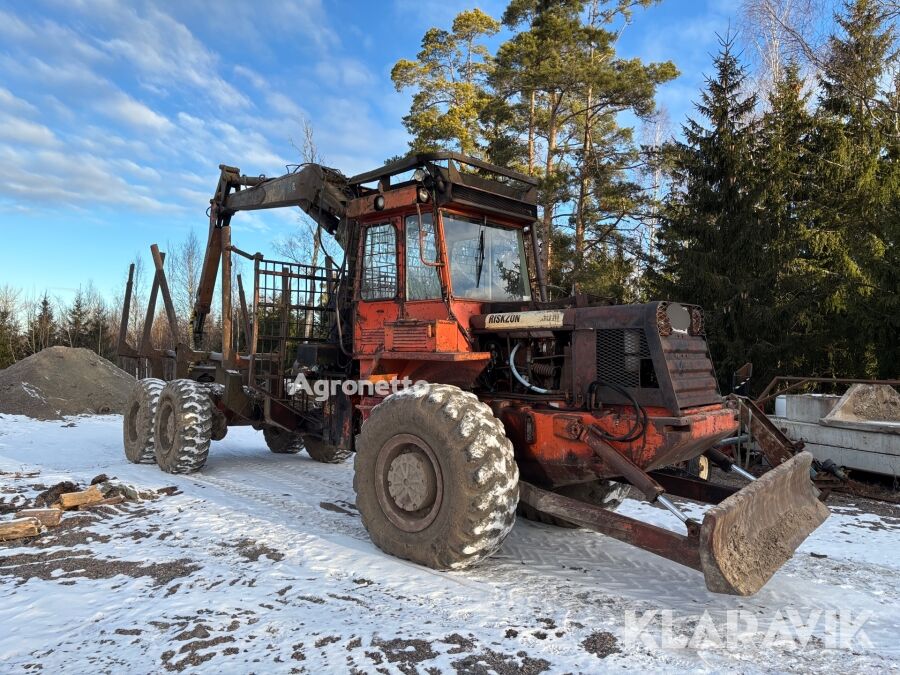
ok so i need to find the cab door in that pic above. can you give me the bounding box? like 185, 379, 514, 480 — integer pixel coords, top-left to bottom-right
354, 219, 401, 368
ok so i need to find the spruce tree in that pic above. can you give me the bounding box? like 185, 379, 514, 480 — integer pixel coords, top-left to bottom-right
64, 289, 88, 349
0, 305, 18, 368
812, 0, 898, 377
28, 294, 56, 354
650, 33, 763, 386
757, 62, 822, 381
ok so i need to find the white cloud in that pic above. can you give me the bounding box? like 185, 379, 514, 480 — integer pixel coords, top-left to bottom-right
0, 87, 37, 114
0, 9, 37, 41
314, 96, 410, 175
101, 94, 173, 133
0, 145, 176, 212
0, 113, 58, 147
314, 58, 376, 90
0, 54, 109, 91
265, 92, 306, 120
233, 65, 267, 91
98, 5, 249, 108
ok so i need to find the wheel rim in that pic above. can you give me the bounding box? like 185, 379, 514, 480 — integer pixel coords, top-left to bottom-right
158, 400, 175, 453
127, 402, 140, 443
374, 433, 443, 533
698, 456, 710, 480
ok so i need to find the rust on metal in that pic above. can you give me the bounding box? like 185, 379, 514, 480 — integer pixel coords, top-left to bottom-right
519, 481, 703, 571
728, 395, 797, 467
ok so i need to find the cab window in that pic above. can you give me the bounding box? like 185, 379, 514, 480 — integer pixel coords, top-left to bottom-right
360, 223, 397, 300
405, 212, 442, 300
442, 212, 530, 301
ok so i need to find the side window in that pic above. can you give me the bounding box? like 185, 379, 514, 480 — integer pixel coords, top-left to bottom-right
405, 213, 442, 300
361, 223, 397, 300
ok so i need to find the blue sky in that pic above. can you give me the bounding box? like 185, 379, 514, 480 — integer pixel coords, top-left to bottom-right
0, 0, 744, 302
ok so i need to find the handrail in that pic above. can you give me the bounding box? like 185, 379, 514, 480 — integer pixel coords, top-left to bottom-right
756, 376, 900, 408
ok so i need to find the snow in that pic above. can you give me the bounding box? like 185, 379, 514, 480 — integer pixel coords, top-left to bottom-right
1, 413, 899, 673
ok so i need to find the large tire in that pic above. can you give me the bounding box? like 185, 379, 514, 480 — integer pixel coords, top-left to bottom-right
518, 480, 631, 528
123, 378, 165, 464
154, 379, 212, 474
354, 383, 518, 570
263, 427, 303, 454
303, 435, 352, 464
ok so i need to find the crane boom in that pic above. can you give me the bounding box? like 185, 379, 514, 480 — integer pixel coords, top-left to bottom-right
191, 163, 351, 345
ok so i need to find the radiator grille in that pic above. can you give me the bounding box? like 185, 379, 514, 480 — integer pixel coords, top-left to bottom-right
596, 328, 653, 389
389, 325, 430, 351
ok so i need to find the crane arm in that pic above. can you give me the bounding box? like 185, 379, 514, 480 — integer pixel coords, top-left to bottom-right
191, 163, 351, 346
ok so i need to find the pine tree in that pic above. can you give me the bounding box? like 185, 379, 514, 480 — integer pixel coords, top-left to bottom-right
493, 0, 676, 281
650, 33, 763, 386
391, 9, 501, 155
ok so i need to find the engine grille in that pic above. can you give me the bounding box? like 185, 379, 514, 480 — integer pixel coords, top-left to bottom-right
596, 328, 654, 389
388, 324, 430, 351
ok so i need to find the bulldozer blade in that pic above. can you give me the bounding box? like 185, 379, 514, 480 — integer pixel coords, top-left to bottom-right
699, 451, 829, 596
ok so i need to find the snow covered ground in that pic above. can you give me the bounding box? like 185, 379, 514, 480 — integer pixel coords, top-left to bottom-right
0, 413, 898, 673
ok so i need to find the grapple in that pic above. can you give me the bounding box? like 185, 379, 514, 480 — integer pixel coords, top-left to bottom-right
519, 451, 829, 596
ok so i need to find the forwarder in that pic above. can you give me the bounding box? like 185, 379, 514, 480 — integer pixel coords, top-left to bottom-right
118, 152, 829, 596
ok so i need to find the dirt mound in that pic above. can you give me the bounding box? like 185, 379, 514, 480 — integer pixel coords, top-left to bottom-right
834, 384, 900, 422
0, 347, 134, 420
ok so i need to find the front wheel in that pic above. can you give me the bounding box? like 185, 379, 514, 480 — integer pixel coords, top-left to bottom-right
353, 384, 518, 570
154, 379, 212, 474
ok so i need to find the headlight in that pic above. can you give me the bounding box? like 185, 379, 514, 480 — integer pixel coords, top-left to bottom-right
690, 307, 705, 335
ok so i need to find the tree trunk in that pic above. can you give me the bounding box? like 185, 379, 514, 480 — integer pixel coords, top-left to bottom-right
541, 95, 559, 279
575, 1, 598, 282
528, 91, 536, 175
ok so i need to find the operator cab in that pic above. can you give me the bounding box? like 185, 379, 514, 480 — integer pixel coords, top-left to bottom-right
344, 153, 540, 385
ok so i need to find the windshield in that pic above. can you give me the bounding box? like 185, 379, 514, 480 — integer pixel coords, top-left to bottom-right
441, 212, 531, 301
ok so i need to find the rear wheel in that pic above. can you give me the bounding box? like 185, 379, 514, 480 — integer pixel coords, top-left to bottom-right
303, 435, 352, 464
154, 379, 212, 474
123, 378, 165, 464
263, 427, 303, 454
354, 384, 518, 570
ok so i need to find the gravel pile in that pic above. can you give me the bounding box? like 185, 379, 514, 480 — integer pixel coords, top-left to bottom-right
0, 347, 134, 420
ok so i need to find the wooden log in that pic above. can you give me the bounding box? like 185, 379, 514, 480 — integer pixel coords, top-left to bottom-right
58, 485, 105, 510
0, 517, 41, 541
16, 508, 63, 527
77, 495, 125, 511
0, 470, 40, 479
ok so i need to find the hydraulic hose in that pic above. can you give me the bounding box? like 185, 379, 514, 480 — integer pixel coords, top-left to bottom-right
509, 343, 552, 394
587, 380, 648, 443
